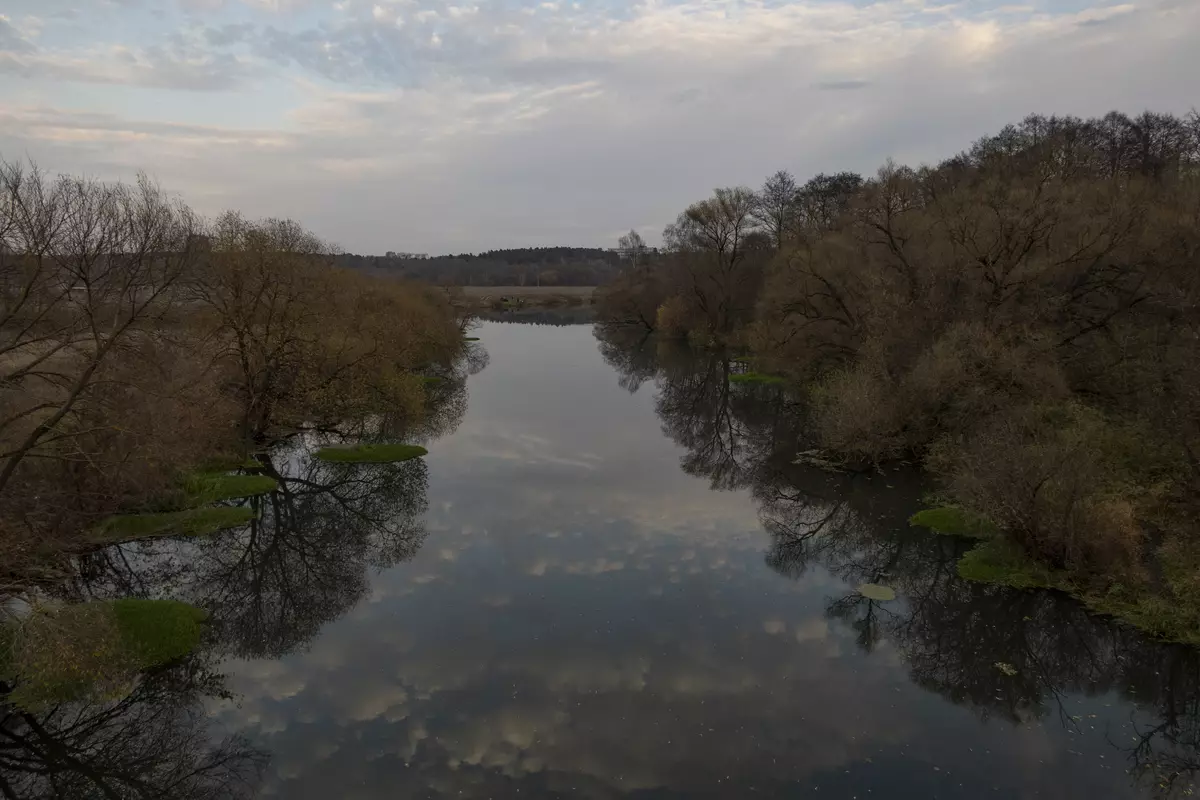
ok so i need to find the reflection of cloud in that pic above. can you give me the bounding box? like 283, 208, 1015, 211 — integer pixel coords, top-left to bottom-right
463, 430, 605, 471
794, 618, 829, 643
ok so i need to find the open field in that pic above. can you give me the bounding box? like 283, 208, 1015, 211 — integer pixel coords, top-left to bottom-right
461, 285, 597, 309
461, 286, 596, 299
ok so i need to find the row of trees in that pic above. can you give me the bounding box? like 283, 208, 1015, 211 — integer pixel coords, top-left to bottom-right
0, 159, 466, 581
597, 109, 1200, 614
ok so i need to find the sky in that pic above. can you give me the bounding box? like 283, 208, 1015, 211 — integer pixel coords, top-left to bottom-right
0, 0, 1195, 254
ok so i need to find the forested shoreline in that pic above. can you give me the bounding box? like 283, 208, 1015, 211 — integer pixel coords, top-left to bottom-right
598, 110, 1200, 641
0, 159, 471, 587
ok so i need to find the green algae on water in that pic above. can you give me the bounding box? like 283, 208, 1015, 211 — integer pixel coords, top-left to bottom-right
857, 583, 897, 601
909, 506, 998, 539
315, 443, 428, 464
93, 506, 255, 543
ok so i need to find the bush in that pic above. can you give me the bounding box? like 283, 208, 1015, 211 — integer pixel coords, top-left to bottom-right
656, 297, 692, 337
811, 355, 905, 462
927, 403, 1148, 582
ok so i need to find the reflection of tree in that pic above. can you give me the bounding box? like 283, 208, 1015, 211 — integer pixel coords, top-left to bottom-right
0, 659, 266, 799
477, 309, 595, 326
68, 447, 430, 660
595, 326, 659, 394
598, 325, 1200, 798
196, 450, 429, 658
595, 326, 797, 490
63, 352, 480, 659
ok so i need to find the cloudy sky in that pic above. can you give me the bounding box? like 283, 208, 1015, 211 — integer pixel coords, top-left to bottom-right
0, 0, 1195, 254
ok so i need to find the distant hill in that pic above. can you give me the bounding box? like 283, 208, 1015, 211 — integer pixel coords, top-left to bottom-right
334, 246, 643, 287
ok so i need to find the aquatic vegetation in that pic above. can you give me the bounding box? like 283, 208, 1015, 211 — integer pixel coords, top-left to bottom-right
182, 472, 278, 504
857, 583, 897, 601
315, 443, 429, 464
956, 539, 1066, 591
1, 599, 207, 709
93, 507, 255, 542
909, 506, 998, 539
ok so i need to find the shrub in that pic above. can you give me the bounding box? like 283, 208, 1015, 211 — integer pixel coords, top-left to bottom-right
656, 296, 692, 337
928, 403, 1148, 582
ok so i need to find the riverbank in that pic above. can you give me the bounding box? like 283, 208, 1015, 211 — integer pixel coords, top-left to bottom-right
461, 285, 596, 310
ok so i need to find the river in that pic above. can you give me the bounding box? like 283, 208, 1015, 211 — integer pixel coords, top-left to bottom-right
3, 319, 1199, 799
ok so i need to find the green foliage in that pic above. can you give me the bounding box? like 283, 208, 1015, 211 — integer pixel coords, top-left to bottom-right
857, 583, 897, 601
108, 599, 208, 669
315, 443, 429, 464
956, 540, 1067, 591
182, 472, 277, 504
729, 372, 786, 386
909, 506, 998, 539
93, 506, 255, 542
2, 599, 207, 709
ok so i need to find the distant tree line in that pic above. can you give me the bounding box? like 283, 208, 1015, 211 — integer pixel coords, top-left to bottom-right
334, 246, 638, 287
597, 109, 1200, 637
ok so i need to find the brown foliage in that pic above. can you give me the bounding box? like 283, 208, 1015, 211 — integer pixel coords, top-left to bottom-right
747, 110, 1200, 584
0, 162, 462, 583
927, 404, 1148, 580
190, 212, 461, 442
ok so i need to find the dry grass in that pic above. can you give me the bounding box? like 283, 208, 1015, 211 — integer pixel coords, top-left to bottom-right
460, 285, 595, 298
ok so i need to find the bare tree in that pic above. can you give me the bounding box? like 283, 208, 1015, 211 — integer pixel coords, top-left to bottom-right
662, 187, 762, 335
792, 171, 864, 234
617, 229, 649, 269
751, 170, 798, 248
0, 160, 202, 499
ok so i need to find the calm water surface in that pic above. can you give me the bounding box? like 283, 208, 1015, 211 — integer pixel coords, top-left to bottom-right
5, 320, 1200, 799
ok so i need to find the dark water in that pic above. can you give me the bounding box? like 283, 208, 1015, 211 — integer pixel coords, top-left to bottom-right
4, 320, 1200, 799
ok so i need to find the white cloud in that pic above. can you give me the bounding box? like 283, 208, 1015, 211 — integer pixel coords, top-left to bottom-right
0, 0, 1196, 252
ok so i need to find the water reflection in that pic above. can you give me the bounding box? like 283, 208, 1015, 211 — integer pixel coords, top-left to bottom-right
0, 358, 475, 797
597, 323, 1200, 797
0, 658, 266, 799
5, 322, 1200, 798
67, 432, 437, 662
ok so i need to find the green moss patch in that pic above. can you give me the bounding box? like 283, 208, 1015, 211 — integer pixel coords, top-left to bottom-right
957, 539, 1067, 591
108, 599, 208, 669
858, 583, 897, 601
2, 599, 207, 709
910, 506, 999, 539
93, 506, 255, 543
729, 371, 786, 386
315, 443, 428, 464
183, 472, 277, 504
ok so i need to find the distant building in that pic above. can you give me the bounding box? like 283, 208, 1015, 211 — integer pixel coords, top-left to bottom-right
385, 251, 429, 259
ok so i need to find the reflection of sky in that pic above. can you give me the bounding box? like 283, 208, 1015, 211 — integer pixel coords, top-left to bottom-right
206, 321, 1168, 799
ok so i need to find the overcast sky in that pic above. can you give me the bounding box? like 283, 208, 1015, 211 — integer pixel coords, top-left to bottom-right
0, 0, 1195, 254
